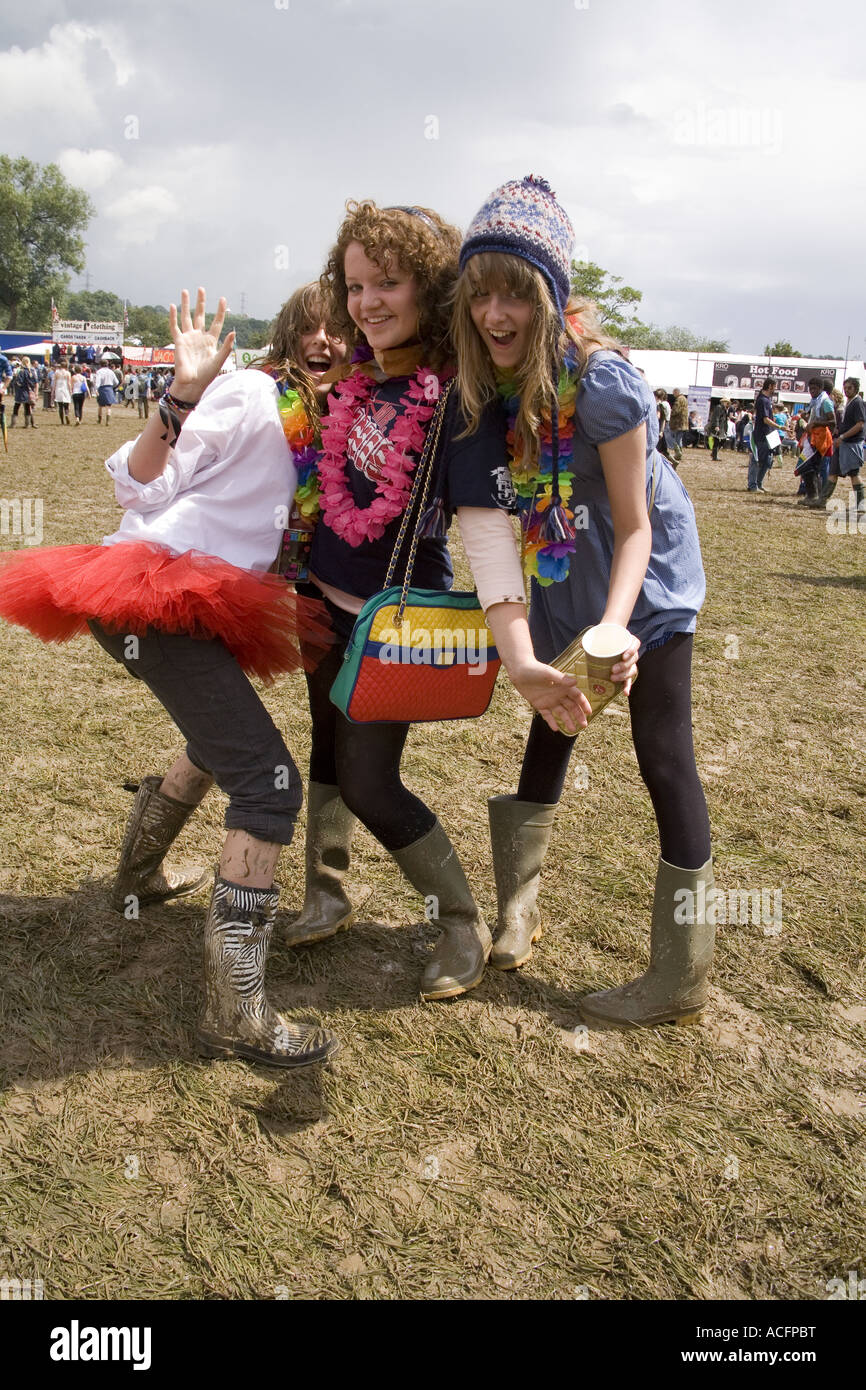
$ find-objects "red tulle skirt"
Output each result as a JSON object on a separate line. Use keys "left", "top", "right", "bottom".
{"left": 0, "top": 541, "right": 332, "bottom": 684}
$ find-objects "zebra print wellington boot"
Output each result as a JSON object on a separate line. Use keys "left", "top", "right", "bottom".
{"left": 198, "top": 874, "right": 340, "bottom": 1068}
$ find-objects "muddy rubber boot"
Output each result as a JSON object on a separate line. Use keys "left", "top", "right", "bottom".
{"left": 488, "top": 796, "right": 556, "bottom": 969}
{"left": 821, "top": 477, "right": 838, "bottom": 503}
{"left": 283, "top": 782, "right": 357, "bottom": 947}
{"left": 198, "top": 875, "right": 340, "bottom": 1068}
{"left": 805, "top": 473, "right": 823, "bottom": 507}
{"left": 110, "top": 775, "right": 209, "bottom": 913}
{"left": 579, "top": 857, "right": 716, "bottom": 1028}
{"left": 391, "top": 821, "right": 492, "bottom": 1001}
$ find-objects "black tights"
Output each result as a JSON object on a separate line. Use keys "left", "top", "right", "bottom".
{"left": 303, "top": 599, "right": 436, "bottom": 851}
{"left": 517, "top": 632, "right": 711, "bottom": 869}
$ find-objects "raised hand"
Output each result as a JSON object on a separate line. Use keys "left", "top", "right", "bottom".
{"left": 169, "top": 288, "right": 236, "bottom": 403}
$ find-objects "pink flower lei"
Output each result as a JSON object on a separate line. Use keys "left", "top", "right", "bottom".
{"left": 315, "top": 365, "right": 439, "bottom": 547}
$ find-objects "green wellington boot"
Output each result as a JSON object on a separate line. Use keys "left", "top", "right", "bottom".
{"left": 488, "top": 796, "right": 557, "bottom": 969}
{"left": 110, "top": 776, "right": 209, "bottom": 913}
{"left": 391, "top": 820, "right": 492, "bottom": 1001}
{"left": 579, "top": 857, "right": 716, "bottom": 1028}
{"left": 198, "top": 874, "right": 340, "bottom": 1068}
{"left": 283, "top": 782, "right": 357, "bottom": 947}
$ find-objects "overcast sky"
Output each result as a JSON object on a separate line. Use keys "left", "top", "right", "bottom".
{"left": 2, "top": 0, "right": 863, "bottom": 354}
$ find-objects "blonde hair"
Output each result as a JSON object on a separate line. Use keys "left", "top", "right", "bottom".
{"left": 256, "top": 282, "right": 329, "bottom": 426}
{"left": 320, "top": 201, "right": 461, "bottom": 371}
{"left": 452, "top": 252, "right": 621, "bottom": 463}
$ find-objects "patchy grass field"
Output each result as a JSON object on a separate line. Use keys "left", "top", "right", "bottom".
{"left": 0, "top": 409, "right": 863, "bottom": 1301}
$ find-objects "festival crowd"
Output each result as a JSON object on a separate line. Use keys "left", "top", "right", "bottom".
{"left": 0, "top": 353, "right": 173, "bottom": 427}
{"left": 650, "top": 379, "right": 865, "bottom": 510}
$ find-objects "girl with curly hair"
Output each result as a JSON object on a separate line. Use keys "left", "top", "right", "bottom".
{"left": 284, "top": 200, "right": 583, "bottom": 1000}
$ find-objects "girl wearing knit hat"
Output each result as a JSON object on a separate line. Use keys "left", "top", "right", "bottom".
{"left": 452, "top": 175, "right": 714, "bottom": 1029}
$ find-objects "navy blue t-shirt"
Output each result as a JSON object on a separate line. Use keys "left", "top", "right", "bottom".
{"left": 311, "top": 376, "right": 512, "bottom": 600}
{"left": 753, "top": 391, "right": 775, "bottom": 441}
{"left": 841, "top": 395, "right": 866, "bottom": 438}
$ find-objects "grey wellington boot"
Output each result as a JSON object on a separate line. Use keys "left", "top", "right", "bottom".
{"left": 579, "top": 857, "right": 716, "bottom": 1028}
{"left": 391, "top": 821, "right": 492, "bottom": 1001}
{"left": 283, "top": 782, "right": 357, "bottom": 947}
{"left": 110, "top": 776, "right": 209, "bottom": 913}
{"left": 488, "top": 796, "right": 557, "bottom": 969}
{"left": 198, "top": 874, "right": 340, "bottom": 1067}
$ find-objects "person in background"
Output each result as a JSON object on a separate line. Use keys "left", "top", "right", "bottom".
{"left": 654, "top": 388, "right": 672, "bottom": 461}
{"left": 51, "top": 357, "right": 73, "bottom": 425}
{"left": 71, "top": 365, "right": 89, "bottom": 424}
{"left": 123, "top": 370, "right": 135, "bottom": 408}
{"left": 749, "top": 377, "right": 776, "bottom": 493}
{"left": 93, "top": 359, "right": 119, "bottom": 425}
{"left": 826, "top": 387, "right": 845, "bottom": 494}
{"left": 824, "top": 377, "right": 866, "bottom": 510}
{"left": 11, "top": 356, "right": 38, "bottom": 428}
{"left": 669, "top": 387, "right": 688, "bottom": 462}
{"left": 41, "top": 361, "right": 52, "bottom": 411}
{"left": 134, "top": 368, "right": 151, "bottom": 419}
{"left": 708, "top": 398, "right": 729, "bottom": 460}
{"left": 797, "top": 377, "right": 836, "bottom": 506}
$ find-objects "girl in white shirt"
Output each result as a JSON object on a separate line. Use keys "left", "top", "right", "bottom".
{"left": 51, "top": 360, "right": 73, "bottom": 424}
{"left": 0, "top": 289, "right": 340, "bottom": 1071}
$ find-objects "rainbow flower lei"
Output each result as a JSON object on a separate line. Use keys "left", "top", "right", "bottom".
{"left": 275, "top": 383, "right": 321, "bottom": 523}
{"left": 498, "top": 359, "right": 579, "bottom": 586}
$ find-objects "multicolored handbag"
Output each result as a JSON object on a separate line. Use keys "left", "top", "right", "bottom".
{"left": 329, "top": 381, "right": 501, "bottom": 724}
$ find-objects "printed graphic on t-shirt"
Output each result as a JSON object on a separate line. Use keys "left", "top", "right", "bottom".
{"left": 490, "top": 464, "right": 516, "bottom": 507}
{"left": 347, "top": 400, "right": 399, "bottom": 483}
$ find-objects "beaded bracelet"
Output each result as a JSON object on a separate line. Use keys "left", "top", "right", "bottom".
{"left": 158, "top": 388, "right": 198, "bottom": 449}
{"left": 163, "top": 388, "right": 198, "bottom": 413}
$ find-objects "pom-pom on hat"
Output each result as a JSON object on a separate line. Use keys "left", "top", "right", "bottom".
{"left": 459, "top": 174, "right": 575, "bottom": 320}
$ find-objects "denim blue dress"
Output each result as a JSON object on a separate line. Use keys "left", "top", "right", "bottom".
{"left": 529, "top": 351, "right": 706, "bottom": 661}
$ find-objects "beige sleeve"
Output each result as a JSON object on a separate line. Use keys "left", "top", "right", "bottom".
{"left": 457, "top": 506, "right": 526, "bottom": 612}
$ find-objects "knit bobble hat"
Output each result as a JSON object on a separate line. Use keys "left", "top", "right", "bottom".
{"left": 459, "top": 174, "right": 575, "bottom": 320}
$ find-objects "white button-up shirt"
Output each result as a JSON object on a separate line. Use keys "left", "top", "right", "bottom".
{"left": 103, "top": 370, "right": 297, "bottom": 572}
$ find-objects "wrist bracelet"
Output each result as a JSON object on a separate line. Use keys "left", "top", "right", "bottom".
{"left": 158, "top": 390, "right": 196, "bottom": 450}
{"left": 162, "top": 388, "right": 198, "bottom": 413}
